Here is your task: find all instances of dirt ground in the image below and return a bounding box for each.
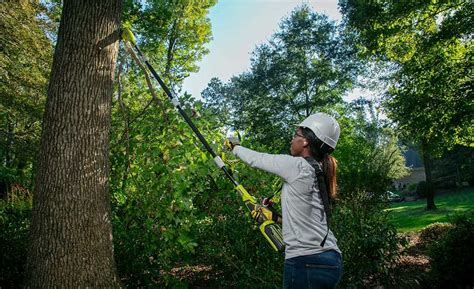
[392,232,432,288]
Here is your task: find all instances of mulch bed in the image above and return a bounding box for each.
[393,232,431,288]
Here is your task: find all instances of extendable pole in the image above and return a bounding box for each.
[134,43,238,186]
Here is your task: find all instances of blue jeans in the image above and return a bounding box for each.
[283,250,342,289]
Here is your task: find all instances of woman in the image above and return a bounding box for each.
[227,112,342,289]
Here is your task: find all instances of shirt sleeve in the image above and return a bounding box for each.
[232,146,302,183]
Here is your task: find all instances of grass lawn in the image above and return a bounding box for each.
[386,188,474,233]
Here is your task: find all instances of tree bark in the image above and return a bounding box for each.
[421,141,437,211]
[26,0,122,287]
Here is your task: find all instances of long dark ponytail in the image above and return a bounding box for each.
[301,127,338,200]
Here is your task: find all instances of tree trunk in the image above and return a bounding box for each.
[421,141,437,211]
[26,0,122,287]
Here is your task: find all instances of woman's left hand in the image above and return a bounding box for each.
[224,136,240,150]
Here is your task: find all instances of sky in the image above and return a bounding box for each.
[181,0,343,99]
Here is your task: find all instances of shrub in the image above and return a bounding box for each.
[0,188,32,288]
[419,223,453,243]
[193,210,283,288]
[416,181,434,199]
[332,190,405,289]
[406,183,418,193]
[427,212,474,288]
[418,222,453,251]
[110,104,284,287]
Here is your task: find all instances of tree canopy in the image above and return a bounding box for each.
[340,0,473,153]
[0,1,53,190]
[340,0,473,209]
[124,0,216,89]
[203,5,363,149]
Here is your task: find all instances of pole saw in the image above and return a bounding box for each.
[121,25,284,252]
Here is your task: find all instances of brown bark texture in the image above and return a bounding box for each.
[422,142,437,211]
[26,0,122,287]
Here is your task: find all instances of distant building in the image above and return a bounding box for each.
[394,167,426,191]
[393,147,426,191]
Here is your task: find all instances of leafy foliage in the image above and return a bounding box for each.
[124,0,216,89]
[427,212,474,288]
[110,2,218,283]
[419,222,453,248]
[0,186,32,288]
[323,99,408,288]
[203,5,362,150]
[110,97,228,286]
[340,0,473,211]
[109,88,285,286]
[385,41,473,154]
[335,99,409,196]
[340,0,473,152]
[332,190,405,288]
[339,0,472,60]
[0,1,53,193]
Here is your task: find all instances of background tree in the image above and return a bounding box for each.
[0,1,53,197]
[339,0,473,209]
[335,98,409,196]
[25,0,122,286]
[203,5,362,150]
[387,41,472,209]
[124,0,216,90]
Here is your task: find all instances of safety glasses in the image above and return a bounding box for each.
[293,131,305,139]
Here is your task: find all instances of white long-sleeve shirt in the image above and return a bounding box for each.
[233,146,340,259]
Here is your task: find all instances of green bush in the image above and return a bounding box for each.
[0,188,32,288]
[110,99,283,287]
[193,208,283,288]
[406,183,418,193]
[419,222,453,247]
[427,212,474,288]
[332,190,405,289]
[416,181,434,199]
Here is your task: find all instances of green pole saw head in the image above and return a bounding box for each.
[121,22,136,45]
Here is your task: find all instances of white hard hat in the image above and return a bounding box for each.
[298,112,340,149]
